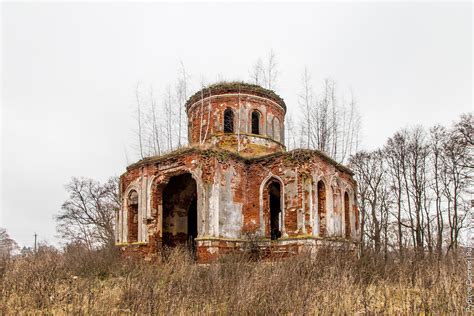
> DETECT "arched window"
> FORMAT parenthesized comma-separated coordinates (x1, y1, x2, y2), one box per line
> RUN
(127, 190, 139, 243)
(251, 110, 260, 135)
(344, 192, 351, 238)
(223, 108, 234, 133)
(317, 181, 327, 237)
(273, 117, 281, 142)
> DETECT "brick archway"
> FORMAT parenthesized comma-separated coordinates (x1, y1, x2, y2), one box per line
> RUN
(259, 175, 286, 238)
(161, 173, 198, 251)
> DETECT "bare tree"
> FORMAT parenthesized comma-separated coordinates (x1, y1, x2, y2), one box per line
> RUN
(298, 67, 314, 149)
(163, 85, 175, 152)
(132, 64, 193, 160)
(329, 81, 338, 159)
(339, 92, 361, 163)
(55, 177, 120, 249)
(285, 113, 297, 150)
(135, 83, 144, 159)
(350, 150, 391, 255)
(384, 131, 408, 257)
(405, 127, 430, 255)
(441, 124, 471, 252)
(297, 71, 361, 164)
(429, 125, 446, 257)
(149, 87, 162, 156)
(455, 112, 474, 147)
(249, 58, 264, 85)
(249, 49, 279, 90)
(265, 49, 278, 90)
(0, 228, 18, 258)
(383, 128, 435, 256)
(352, 113, 472, 258)
(176, 62, 189, 148)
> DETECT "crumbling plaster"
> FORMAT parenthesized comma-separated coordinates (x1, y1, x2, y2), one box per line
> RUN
(118, 149, 358, 260)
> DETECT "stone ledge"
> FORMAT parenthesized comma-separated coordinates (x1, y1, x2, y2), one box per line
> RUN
(194, 236, 357, 243)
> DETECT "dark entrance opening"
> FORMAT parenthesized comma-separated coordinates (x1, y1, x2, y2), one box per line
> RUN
(162, 173, 198, 255)
(251, 110, 260, 135)
(269, 181, 281, 240)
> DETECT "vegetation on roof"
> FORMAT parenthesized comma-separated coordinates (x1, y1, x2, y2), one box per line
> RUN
(126, 147, 353, 176)
(184, 81, 286, 111)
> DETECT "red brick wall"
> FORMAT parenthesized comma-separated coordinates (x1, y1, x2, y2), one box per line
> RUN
(119, 149, 358, 261)
(187, 94, 285, 145)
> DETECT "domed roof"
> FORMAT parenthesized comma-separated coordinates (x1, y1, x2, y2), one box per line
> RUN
(185, 82, 286, 112)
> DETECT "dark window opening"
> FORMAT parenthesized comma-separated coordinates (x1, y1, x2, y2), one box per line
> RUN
(162, 173, 198, 258)
(344, 192, 351, 239)
(317, 181, 327, 237)
(127, 190, 139, 243)
(224, 108, 234, 133)
(269, 181, 281, 240)
(251, 111, 260, 135)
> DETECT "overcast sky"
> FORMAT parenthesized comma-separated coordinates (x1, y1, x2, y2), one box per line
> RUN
(1, 2, 472, 247)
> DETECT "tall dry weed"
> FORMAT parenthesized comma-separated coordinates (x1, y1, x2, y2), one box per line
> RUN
(0, 245, 467, 314)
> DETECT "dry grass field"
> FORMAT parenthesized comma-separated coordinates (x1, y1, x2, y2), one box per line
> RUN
(0, 245, 467, 314)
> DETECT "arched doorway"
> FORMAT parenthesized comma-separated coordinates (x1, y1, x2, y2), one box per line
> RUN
(162, 173, 198, 253)
(127, 190, 139, 243)
(264, 179, 282, 240)
(344, 192, 351, 238)
(317, 181, 327, 237)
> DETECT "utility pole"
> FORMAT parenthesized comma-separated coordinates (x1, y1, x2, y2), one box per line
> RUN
(34, 232, 37, 253)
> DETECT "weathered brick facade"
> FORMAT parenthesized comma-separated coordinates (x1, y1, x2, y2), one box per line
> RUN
(116, 83, 359, 262)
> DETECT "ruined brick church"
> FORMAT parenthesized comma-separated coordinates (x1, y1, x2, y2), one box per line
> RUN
(116, 82, 359, 262)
